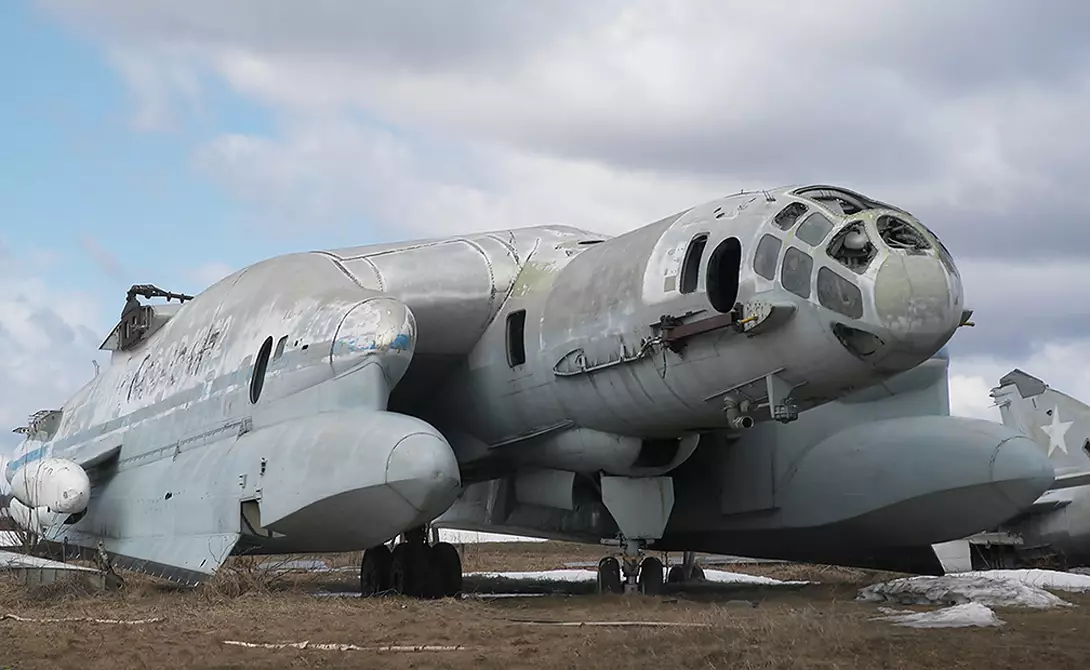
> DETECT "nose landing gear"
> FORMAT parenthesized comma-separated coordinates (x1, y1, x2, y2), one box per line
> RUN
(594, 475, 675, 596)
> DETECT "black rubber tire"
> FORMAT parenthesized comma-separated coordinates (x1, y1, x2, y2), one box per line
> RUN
(667, 563, 705, 584)
(431, 542, 464, 598)
(360, 545, 392, 596)
(390, 542, 430, 597)
(638, 556, 664, 595)
(667, 565, 686, 584)
(597, 556, 623, 594)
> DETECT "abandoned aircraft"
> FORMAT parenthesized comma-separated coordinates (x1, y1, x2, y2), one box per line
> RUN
(938, 370, 1090, 571)
(4, 184, 1053, 596)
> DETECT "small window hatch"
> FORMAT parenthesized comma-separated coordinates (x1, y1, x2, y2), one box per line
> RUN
(680, 234, 708, 294)
(506, 310, 527, 367)
(250, 336, 274, 404)
(273, 335, 289, 361)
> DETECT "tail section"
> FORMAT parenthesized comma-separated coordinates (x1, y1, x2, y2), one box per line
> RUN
(991, 369, 1090, 477)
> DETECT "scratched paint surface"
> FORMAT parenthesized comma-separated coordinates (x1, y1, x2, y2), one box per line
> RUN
(5, 185, 969, 587)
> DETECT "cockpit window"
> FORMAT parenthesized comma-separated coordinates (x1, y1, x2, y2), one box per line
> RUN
(772, 202, 807, 230)
(781, 247, 813, 299)
(792, 186, 874, 215)
(817, 267, 864, 319)
(915, 221, 959, 277)
(826, 221, 876, 274)
(753, 234, 781, 280)
(877, 215, 931, 253)
(796, 212, 834, 246)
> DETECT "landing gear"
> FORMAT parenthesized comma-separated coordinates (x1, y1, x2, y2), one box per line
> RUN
(597, 557, 623, 594)
(595, 476, 676, 596)
(360, 527, 463, 599)
(667, 551, 705, 584)
(637, 555, 664, 595)
(360, 545, 392, 595)
(595, 548, 666, 595)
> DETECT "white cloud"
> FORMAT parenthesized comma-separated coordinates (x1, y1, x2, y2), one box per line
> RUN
(188, 261, 235, 289)
(0, 253, 107, 452)
(947, 340, 1090, 422)
(192, 117, 726, 238)
(29, 0, 1090, 432)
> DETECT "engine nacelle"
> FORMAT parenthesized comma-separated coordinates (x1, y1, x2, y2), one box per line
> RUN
(10, 457, 90, 514)
(502, 428, 700, 477)
(6, 497, 67, 536)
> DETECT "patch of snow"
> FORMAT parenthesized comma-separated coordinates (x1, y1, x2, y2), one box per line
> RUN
(258, 559, 332, 572)
(0, 550, 99, 572)
(468, 568, 808, 586)
(467, 569, 597, 583)
(438, 529, 545, 543)
(967, 569, 1090, 593)
(873, 602, 1005, 629)
(701, 569, 810, 586)
(858, 574, 1071, 609)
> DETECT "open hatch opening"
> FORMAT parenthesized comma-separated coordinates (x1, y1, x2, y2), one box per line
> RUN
(680, 234, 708, 294)
(706, 237, 742, 313)
(506, 309, 527, 367)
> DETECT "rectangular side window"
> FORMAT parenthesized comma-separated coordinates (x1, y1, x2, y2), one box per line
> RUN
(506, 309, 527, 367)
(273, 335, 289, 361)
(782, 247, 814, 299)
(754, 234, 782, 280)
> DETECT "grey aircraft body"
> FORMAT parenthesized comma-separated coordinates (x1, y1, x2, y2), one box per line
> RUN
(941, 370, 1090, 570)
(3, 184, 1054, 595)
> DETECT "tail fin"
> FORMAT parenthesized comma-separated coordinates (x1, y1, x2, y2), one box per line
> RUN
(991, 369, 1090, 475)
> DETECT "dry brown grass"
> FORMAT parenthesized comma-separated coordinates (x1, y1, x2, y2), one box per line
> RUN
(3, 543, 1090, 669)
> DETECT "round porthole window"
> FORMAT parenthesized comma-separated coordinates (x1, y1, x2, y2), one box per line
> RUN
(250, 336, 274, 404)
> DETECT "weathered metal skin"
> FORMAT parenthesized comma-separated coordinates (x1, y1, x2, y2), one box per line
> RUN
(436, 349, 1056, 575)
(5, 252, 460, 582)
(431, 185, 965, 449)
(6, 182, 1027, 582)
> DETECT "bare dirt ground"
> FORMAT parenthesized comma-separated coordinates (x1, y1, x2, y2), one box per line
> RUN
(3, 541, 1090, 669)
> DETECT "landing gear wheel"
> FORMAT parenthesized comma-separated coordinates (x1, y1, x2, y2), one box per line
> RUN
(390, 542, 430, 597)
(597, 556, 623, 594)
(360, 545, 392, 596)
(431, 542, 463, 598)
(667, 563, 705, 584)
(638, 556, 664, 595)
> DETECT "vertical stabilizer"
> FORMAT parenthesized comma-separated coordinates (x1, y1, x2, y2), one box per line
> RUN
(991, 370, 1090, 476)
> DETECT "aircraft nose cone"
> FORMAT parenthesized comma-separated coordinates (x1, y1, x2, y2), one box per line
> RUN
(871, 253, 962, 370)
(385, 432, 461, 516)
(990, 434, 1056, 509)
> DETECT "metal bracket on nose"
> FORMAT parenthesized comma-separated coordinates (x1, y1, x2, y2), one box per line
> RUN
(653, 300, 796, 354)
(767, 373, 799, 423)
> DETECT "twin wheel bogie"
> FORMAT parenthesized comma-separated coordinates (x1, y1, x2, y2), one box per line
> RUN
(360, 539, 463, 598)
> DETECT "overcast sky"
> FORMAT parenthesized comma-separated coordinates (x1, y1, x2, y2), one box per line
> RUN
(2, 1, 1089, 453)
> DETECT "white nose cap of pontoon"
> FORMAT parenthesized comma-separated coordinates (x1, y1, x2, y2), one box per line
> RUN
(384, 432, 461, 516)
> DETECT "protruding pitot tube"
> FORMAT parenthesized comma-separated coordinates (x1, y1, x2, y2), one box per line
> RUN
(330, 297, 417, 386)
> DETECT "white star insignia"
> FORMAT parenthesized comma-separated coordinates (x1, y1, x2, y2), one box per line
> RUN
(1041, 406, 1073, 458)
